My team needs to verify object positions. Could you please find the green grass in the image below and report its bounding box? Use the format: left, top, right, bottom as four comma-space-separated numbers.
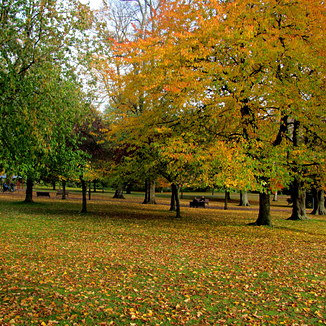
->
0, 192, 325, 325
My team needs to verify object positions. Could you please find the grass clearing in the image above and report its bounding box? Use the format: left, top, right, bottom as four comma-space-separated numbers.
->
0, 191, 325, 325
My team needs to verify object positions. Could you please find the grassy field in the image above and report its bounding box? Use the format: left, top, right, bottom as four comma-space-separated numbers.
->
0, 191, 325, 325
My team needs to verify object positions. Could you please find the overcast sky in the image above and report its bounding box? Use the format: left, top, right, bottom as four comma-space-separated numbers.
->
80, 0, 103, 9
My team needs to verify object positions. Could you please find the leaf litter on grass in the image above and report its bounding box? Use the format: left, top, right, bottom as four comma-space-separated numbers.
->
0, 194, 325, 325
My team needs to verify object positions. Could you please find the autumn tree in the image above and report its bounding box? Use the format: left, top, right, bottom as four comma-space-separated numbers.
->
91, 0, 169, 202
108, 0, 325, 224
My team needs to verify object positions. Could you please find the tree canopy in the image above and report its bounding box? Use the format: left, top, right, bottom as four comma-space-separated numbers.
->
102, 0, 325, 221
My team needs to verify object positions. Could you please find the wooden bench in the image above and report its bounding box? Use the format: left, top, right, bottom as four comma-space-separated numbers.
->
286, 198, 293, 205
36, 191, 50, 198
56, 190, 69, 197
190, 199, 209, 208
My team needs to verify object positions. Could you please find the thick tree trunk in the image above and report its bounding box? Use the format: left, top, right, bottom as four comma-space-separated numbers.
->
288, 178, 308, 220
252, 193, 272, 226
171, 183, 181, 218
126, 184, 132, 194
62, 180, 67, 200
113, 187, 125, 199
239, 191, 250, 206
143, 178, 156, 204
80, 178, 87, 213
311, 189, 326, 215
24, 177, 34, 203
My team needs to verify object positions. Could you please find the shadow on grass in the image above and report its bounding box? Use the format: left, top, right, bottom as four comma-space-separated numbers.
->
1, 196, 324, 235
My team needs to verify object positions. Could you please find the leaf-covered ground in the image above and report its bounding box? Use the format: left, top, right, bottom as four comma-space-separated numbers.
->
0, 192, 325, 325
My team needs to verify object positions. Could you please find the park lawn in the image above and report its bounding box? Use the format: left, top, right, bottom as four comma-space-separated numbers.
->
0, 192, 325, 325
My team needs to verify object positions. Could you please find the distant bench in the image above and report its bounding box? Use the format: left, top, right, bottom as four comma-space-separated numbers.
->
36, 191, 50, 198
190, 199, 209, 208
56, 190, 69, 197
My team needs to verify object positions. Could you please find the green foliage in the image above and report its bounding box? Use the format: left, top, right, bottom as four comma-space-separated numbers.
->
0, 0, 95, 184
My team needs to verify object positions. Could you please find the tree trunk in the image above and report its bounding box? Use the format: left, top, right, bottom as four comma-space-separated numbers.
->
126, 184, 132, 194
113, 187, 125, 199
239, 190, 250, 206
24, 177, 34, 203
80, 177, 87, 213
311, 189, 326, 215
143, 178, 156, 204
224, 190, 229, 210
93, 180, 97, 193
88, 181, 91, 200
288, 178, 308, 220
171, 183, 181, 218
253, 192, 272, 226
62, 180, 67, 200
52, 181, 56, 190
273, 191, 278, 201
170, 183, 176, 211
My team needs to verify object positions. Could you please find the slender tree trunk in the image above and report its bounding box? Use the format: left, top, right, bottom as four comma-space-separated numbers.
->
170, 183, 176, 211
52, 181, 56, 190
311, 189, 326, 215
171, 183, 181, 218
24, 177, 34, 203
80, 177, 87, 213
288, 177, 308, 220
143, 178, 156, 204
273, 191, 278, 201
252, 193, 272, 226
239, 190, 250, 206
93, 180, 97, 193
88, 181, 91, 200
62, 180, 67, 200
224, 190, 229, 210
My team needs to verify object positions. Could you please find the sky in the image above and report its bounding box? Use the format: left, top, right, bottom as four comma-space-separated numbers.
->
80, 0, 103, 9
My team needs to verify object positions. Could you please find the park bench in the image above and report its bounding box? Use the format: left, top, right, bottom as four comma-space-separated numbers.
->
56, 190, 69, 197
286, 198, 293, 205
190, 199, 209, 208
36, 191, 50, 198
